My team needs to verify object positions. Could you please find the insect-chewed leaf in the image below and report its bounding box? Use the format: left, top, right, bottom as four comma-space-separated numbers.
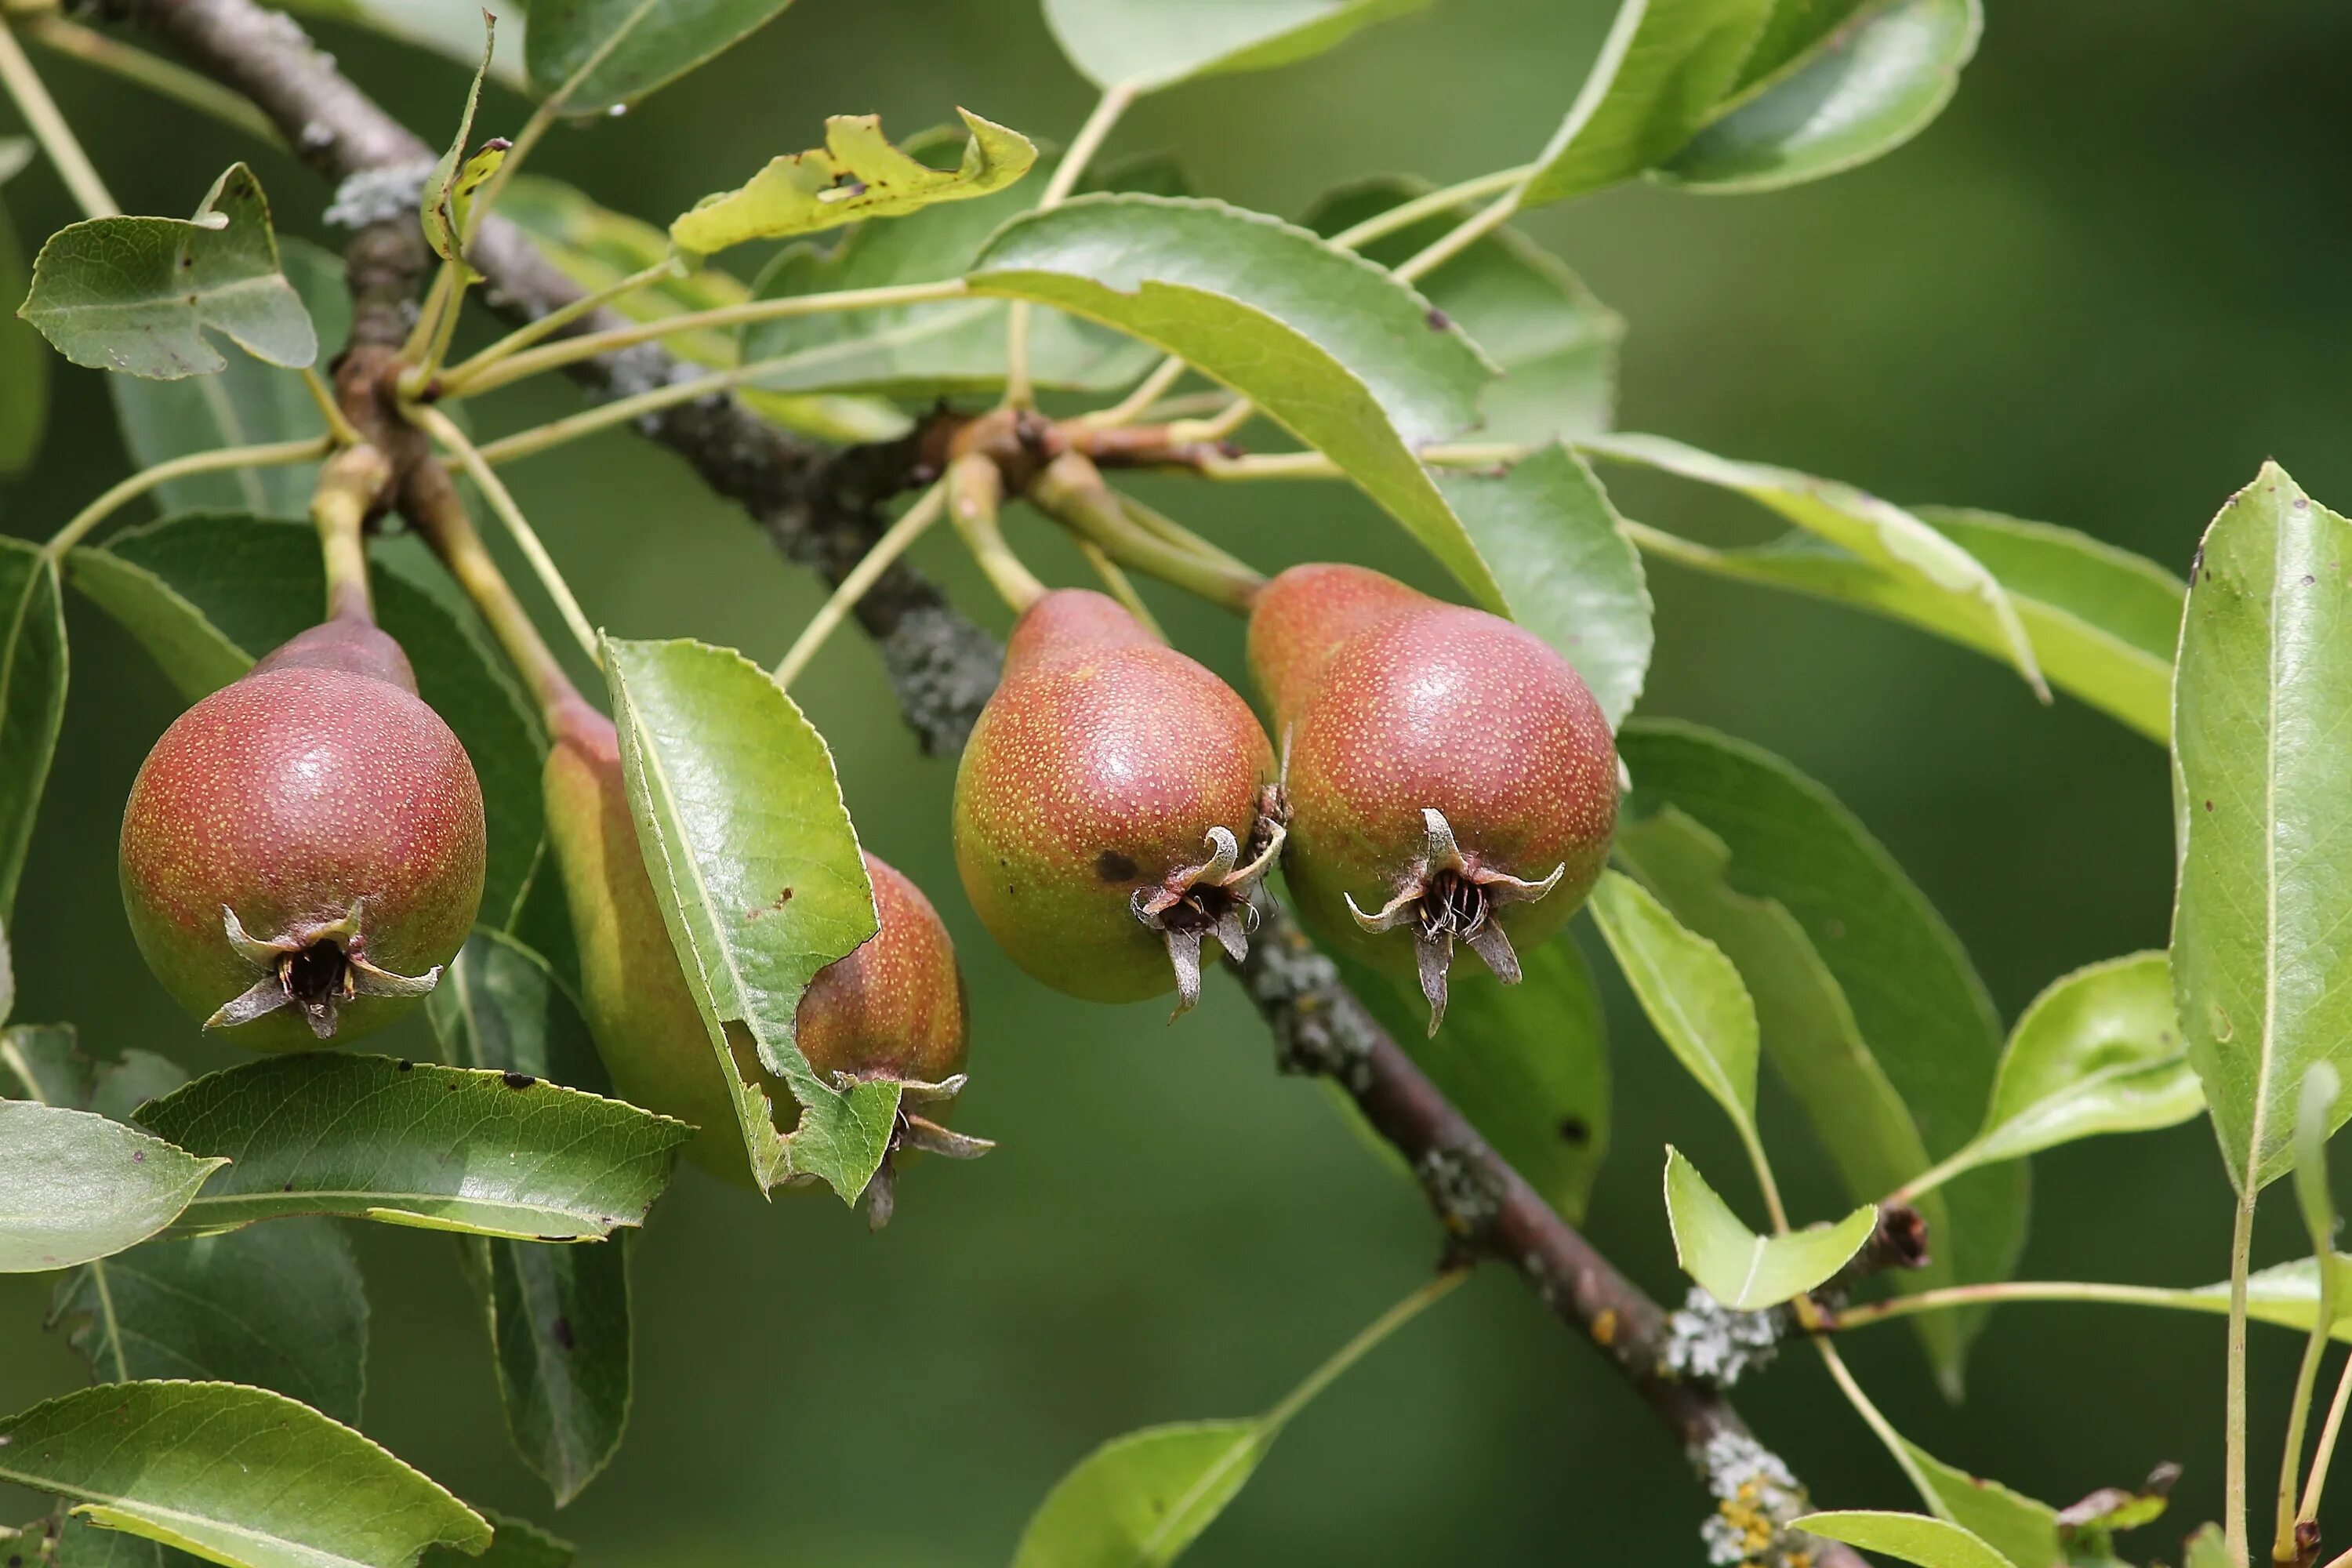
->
18, 163, 317, 379
1661, 0, 1983, 192
670, 110, 1036, 256
1040, 0, 1425, 93
0, 537, 67, 921
602, 636, 893, 1200
1591, 869, 1757, 1138
1338, 935, 1609, 1222
1614, 720, 2023, 1392
0, 1101, 221, 1272
0, 1381, 489, 1568
1518, 0, 1773, 208
1794, 1511, 2021, 1568
1583, 431, 2045, 699
1662, 1146, 1873, 1309
2173, 463, 2352, 1195
969, 194, 1506, 609
134, 1054, 689, 1241
429, 931, 633, 1504
1650, 505, 2183, 742
52, 1221, 368, 1425
107, 239, 350, 518
420, 14, 499, 274
526, 0, 796, 117
70, 513, 546, 929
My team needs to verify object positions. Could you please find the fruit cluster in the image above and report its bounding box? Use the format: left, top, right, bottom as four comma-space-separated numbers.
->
117, 514, 1613, 1210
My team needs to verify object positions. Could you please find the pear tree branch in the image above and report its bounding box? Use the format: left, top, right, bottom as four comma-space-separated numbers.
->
108, 5, 1860, 1559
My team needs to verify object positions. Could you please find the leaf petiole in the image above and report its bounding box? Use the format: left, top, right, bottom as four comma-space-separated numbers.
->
22, 15, 281, 146
1004, 80, 1137, 408
42, 435, 333, 561
434, 258, 681, 391
0, 13, 113, 218
772, 483, 947, 691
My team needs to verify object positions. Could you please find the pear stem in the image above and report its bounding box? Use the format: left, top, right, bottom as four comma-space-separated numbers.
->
310, 445, 389, 626
42, 434, 333, 561
1072, 537, 1164, 639
1026, 451, 1263, 614
946, 452, 1046, 615
405, 459, 582, 724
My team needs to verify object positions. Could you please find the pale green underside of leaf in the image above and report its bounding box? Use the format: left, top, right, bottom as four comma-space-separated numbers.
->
1011, 1421, 1267, 1568
69, 512, 547, 931
2171, 461, 2352, 1193
1584, 430, 2045, 698
1898, 1440, 2063, 1568
526, 0, 794, 115
604, 636, 894, 1200
970, 194, 1506, 609
1660, 0, 1984, 193
1590, 869, 1758, 1136
19, 164, 315, 379
107, 238, 350, 517
1616, 720, 2023, 1391
1040, 0, 1426, 93
0, 1102, 222, 1272
136, 1054, 688, 1241
1932, 951, 2198, 1187
1520, 0, 1773, 209
0, 1381, 489, 1568
1337, 935, 1609, 1222
1663, 1145, 1873, 1308
1795, 1510, 2019, 1568
0, 538, 67, 922
1644, 504, 2183, 742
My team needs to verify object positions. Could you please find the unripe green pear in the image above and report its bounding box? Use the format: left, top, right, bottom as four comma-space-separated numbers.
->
118, 614, 486, 1048
953, 590, 1279, 1013
544, 694, 971, 1188
1247, 564, 1617, 1031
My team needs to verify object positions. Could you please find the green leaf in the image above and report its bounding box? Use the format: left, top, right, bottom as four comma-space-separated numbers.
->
742, 148, 1167, 402
1794, 1511, 2019, 1568
1614, 720, 2024, 1392
2172, 463, 2352, 1193
1040, 0, 1425, 93
0, 1381, 488, 1568
1583, 431, 2045, 698
2183, 1524, 2231, 1568
52, 1221, 368, 1425
970, 194, 1505, 610
1013, 1421, 1265, 1568
0, 156, 49, 476
1519, 0, 1773, 208
526, 0, 796, 115
1661, 0, 1982, 192
603, 637, 893, 1200
107, 238, 350, 518
1662, 1145, 1873, 1308
1302, 177, 1623, 443
428, 931, 633, 1505
1897, 1443, 2062, 1568
1436, 446, 1651, 729
1642, 505, 2183, 743
1590, 869, 1757, 1135
492, 175, 906, 442
0, 1022, 91, 1107
2176, 1256, 2352, 1341
419, 15, 500, 278
1338, 936, 1609, 1221
136, 1053, 688, 1241
671, 110, 1036, 256
1910, 953, 2198, 1189
425, 1510, 572, 1568
70, 513, 547, 929
18, 164, 317, 379
0, 1102, 222, 1272
0, 538, 67, 920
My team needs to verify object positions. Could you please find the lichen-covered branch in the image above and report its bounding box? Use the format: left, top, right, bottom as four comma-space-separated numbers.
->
113, 5, 1857, 1557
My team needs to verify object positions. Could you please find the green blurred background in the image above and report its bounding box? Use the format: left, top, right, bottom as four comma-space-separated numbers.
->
5, 0, 2349, 1560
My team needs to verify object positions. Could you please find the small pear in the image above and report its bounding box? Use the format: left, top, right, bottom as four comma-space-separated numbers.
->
953, 590, 1279, 1014
118, 614, 486, 1048
1247, 564, 1617, 1031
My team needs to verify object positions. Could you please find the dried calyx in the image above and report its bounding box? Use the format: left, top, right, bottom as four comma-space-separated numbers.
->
211, 900, 443, 1039
1131, 813, 1287, 1018
1346, 808, 1564, 1028
852, 1071, 996, 1230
